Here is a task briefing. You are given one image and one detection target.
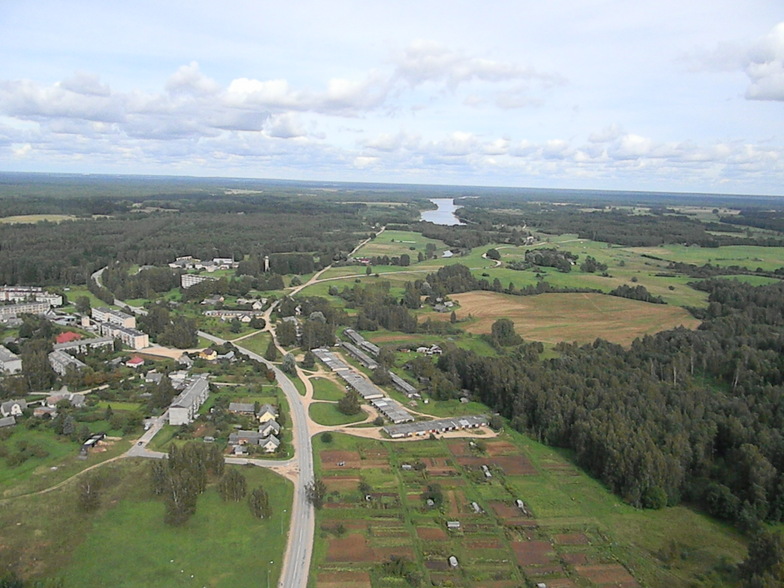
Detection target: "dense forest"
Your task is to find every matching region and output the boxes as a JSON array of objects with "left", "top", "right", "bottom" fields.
[{"left": 432, "top": 279, "right": 784, "bottom": 527}]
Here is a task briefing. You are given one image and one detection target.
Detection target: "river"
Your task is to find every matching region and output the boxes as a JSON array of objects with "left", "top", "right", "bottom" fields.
[{"left": 420, "top": 198, "right": 464, "bottom": 226}]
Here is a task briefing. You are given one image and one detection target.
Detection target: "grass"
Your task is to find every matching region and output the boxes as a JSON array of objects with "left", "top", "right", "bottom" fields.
[
  {"left": 57, "top": 461, "right": 292, "bottom": 588},
  {"left": 308, "top": 402, "right": 367, "bottom": 426},
  {"left": 0, "top": 426, "right": 130, "bottom": 497},
  {"left": 311, "top": 378, "right": 346, "bottom": 401},
  {"left": 0, "top": 214, "right": 78, "bottom": 224},
  {"left": 233, "top": 330, "right": 271, "bottom": 356}
]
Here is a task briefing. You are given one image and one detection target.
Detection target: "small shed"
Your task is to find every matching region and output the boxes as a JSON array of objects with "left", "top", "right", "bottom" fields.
[
  {"left": 448, "top": 555, "right": 459, "bottom": 568},
  {"left": 446, "top": 521, "right": 461, "bottom": 530}
]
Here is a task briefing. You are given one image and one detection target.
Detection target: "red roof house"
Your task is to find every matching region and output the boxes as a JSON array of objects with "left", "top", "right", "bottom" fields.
[
  {"left": 126, "top": 356, "right": 145, "bottom": 368},
  {"left": 55, "top": 331, "right": 83, "bottom": 344}
]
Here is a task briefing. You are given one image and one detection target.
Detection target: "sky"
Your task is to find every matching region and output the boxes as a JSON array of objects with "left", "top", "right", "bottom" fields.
[{"left": 0, "top": 1, "right": 782, "bottom": 195}]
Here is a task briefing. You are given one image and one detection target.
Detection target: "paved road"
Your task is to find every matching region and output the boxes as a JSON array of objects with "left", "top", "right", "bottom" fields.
[{"left": 199, "top": 330, "right": 314, "bottom": 588}]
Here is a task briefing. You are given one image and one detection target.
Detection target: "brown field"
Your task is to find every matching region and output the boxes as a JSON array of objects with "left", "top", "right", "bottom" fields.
[
  {"left": 554, "top": 533, "right": 590, "bottom": 545},
  {"left": 485, "top": 441, "right": 519, "bottom": 456},
  {"left": 448, "top": 442, "right": 471, "bottom": 456},
  {"left": 465, "top": 539, "right": 504, "bottom": 549},
  {"left": 576, "top": 564, "right": 639, "bottom": 586},
  {"left": 442, "top": 291, "right": 701, "bottom": 346},
  {"left": 511, "top": 540, "right": 556, "bottom": 566},
  {"left": 323, "top": 476, "right": 360, "bottom": 492},
  {"left": 563, "top": 552, "right": 589, "bottom": 565},
  {"left": 321, "top": 450, "right": 361, "bottom": 469},
  {"left": 326, "top": 535, "right": 373, "bottom": 562},
  {"left": 445, "top": 489, "right": 466, "bottom": 516},
  {"left": 417, "top": 527, "right": 448, "bottom": 541},
  {"left": 316, "top": 570, "right": 371, "bottom": 588},
  {"left": 489, "top": 455, "right": 537, "bottom": 475},
  {"left": 489, "top": 501, "right": 522, "bottom": 518}
]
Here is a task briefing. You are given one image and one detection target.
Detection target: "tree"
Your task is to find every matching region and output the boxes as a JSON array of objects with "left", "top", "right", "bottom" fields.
[
  {"left": 486, "top": 248, "right": 501, "bottom": 261},
  {"left": 75, "top": 295, "right": 92, "bottom": 315},
  {"left": 218, "top": 469, "right": 248, "bottom": 502},
  {"left": 301, "top": 350, "right": 316, "bottom": 369},
  {"left": 306, "top": 478, "right": 327, "bottom": 509},
  {"left": 321, "top": 432, "right": 333, "bottom": 443},
  {"left": 264, "top": 340, "right": 279, "bottom": 361},
  {"left": 490, "top": 318, "right": 522, "bottom": 347},
  {"left": 276, "top": 321, "right": 297, "bottom": 346},
  {"left": 337, "top": 390, "right": 362, "bottom": 415},
  {"left": 248, "top": 486, "right": 272, "bottom": 519},
  {"left": 281, "top": 353, "right": 297, "bottom": 374},
  {"left": 489, "top": 414, "right": 503, "bottom": 430},
  {"left": 76, "top": 473, "right": 101, "bottom": 513},
  {"left": 739, "top": 530, "right": 784, "bottom": 586}
]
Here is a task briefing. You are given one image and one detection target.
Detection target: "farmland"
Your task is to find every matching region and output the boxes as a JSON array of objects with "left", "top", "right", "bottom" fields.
[{"left": 308, "top": 432, "right": 744, "bottom": 587}]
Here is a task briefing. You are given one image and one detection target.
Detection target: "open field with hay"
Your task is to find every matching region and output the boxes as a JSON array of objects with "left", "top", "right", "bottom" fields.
[{"left": 440, "top": 291, "right": 701, "bottom": 346}]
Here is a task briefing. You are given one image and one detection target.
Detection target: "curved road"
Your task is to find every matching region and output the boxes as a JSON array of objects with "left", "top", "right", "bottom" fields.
[{"left": 199, "top": 330, "right": 314, "bottom": 588}]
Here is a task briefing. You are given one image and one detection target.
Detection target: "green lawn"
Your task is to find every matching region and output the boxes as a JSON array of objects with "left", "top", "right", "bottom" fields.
[
  {"left": 234, "top": 331, "right": 272, "bottom": 356},
  {"left": 311, "top": 378, "right": 346, "bottom": 401},
  {"left": 308, "top": 402, "right": 367, "bottom": 426},
  {"left": 57, "top": 461, "right": 292, "bottom": 588}
]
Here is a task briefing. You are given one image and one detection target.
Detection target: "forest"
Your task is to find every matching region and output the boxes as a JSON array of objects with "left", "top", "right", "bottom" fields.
[{"left": 432, "top": 279, "right": 784, "bottom": 529}]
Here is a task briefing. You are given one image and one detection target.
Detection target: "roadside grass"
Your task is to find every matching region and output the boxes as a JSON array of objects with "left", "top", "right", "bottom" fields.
[
  {"left": 309, "top": 402, "right": 367, "bottom": 426},
  {"left": 233, "top": 330, "right": 271, "bottom": 356},
  {"left": 311, "top": 378, "right": 346, "bottom": 401},
  {"left": 0, "top": 430, "right": 130, "bottom": 498},
  {"left": 354, "top": 229, "right": 448, "bottom": 259},
  {"left": 57, "top": 461, "right": 292, "bottom": 588}
]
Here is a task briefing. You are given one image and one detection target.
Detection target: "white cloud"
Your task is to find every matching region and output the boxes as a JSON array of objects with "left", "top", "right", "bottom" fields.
[
  {"left": 264, "top": 113, "right": 306, "bottom": 139},
  {"left": 745, "top": 22, "right": 784, "bottom": 100},
  {"left": 166, "top": 62, "right": 220, "bottom": 96}
]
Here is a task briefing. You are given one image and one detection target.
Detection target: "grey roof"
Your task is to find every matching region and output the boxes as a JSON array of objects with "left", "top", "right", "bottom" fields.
[
  {"left": 171, "top": 376, "right": 209, "bottom": 409},
  {"left": 383, "top": 415, "right": 489, "bottom": 438},
  {"left": 312, "top": 348, "right": 385, "bottom": 400},
  {"left": 229, "top": 402, "right": 255, "bottom": 413},
  {"left": 54, "top": 337, "right": 114, "bottom": 352},
  {"left": 0, "top": 416, "right": 16, "bottom": 428},
  {"left": 259, "top": 420, "right": 281, "bottom": 435},
  {"left": 389, "top": 372, "right": 418, "bottom": 396},
  {"left": 257, "top": 403, "right": 278, "bottom": 416},
  {"left": 370, "top": 397, "right": 413, "bottom": 424},
  {"left": 340, "top": 341, "right": 378, "bottom": 370},
  {"left": 1, "top": 399, "right": 27, "bottom": 415},
  {"left": 0, "top": 345, "right": 20, "bottom": 362}
]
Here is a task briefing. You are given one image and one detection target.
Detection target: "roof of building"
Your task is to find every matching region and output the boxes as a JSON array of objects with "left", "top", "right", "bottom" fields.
[
  {"left": 383, "top": 415, "right": 489, "bottom": 437},
  {"left": 127, "top": 356, "right": 145, "bottom": 366},
  {"left": 0, "top": 345, "right": 20, "bottom": 362},
  {"left": 0, "top": 416, "right": 16, "bottom": 428},
  {"left": 55, "top": 331, "right": 82, "bottom": 344},
  {"left": 257, "top": 403, "right": 278, "bottom": 416},
  {"left": 170, "top": 376, "right": 210, "bottom": 409},
  {"left": 228, "top": 402, "right": 255, "bottom": 413}
]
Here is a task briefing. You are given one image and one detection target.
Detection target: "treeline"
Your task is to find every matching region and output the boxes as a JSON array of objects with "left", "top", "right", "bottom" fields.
[
  {"left": 100, "top": 264, "right": 180, "bottom": 300},
  {"left": 608, "top": 284, "right": 665, "bottom": 304},
  {"left": 0, "top": 206, "right": 368, "bottom": 286},
  {"left": 433, "top": 279, "right": 784, "bottom": 527},
  {"left": 507, "top": 248, "right": 578, "bottom": 272}
]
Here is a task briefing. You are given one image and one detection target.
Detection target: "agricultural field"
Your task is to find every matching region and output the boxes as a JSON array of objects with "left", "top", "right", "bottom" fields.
[
  {"left": 431, "top": 291, "right": 701, "bottom": 347},
  {"left": 308, "top": 431, "right": 744, "bottom": 587},
  {"left": 0, "top": 214, "right": 78, "bottom": 224}
]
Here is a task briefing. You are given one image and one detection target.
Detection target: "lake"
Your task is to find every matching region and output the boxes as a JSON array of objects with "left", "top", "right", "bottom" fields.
[{"left": 420, "top": 198, "right": 464, "bottom": 226}]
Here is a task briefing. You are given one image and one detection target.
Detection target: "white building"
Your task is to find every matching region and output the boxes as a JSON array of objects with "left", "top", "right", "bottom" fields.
[
  {"left": 98, "top": 323, "right": 149, "bottom": 350},
  {"left": 0, "top": 301, "right": 51, "bottom": 319},
  {"left": 0, "top": 286, "right": 62, "bottom": 307},
  {"left": 169, "top": 376, "right": 210, "bottom": 426},
  {"left": 181, "top": 274, "right": 215, "bottom": 289},
  {"left": 0, "top": 345, "right": 22, "bottom": 374},
  {"left": 48, "top": 349, "right": 87, "bottom": 376},
  {"left": 92, "top": 307, "right": 136, "bottom": 329}
]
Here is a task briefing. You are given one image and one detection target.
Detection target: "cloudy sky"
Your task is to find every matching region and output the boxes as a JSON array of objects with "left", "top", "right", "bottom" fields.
[{"left": 0, "top": 1, "right": 782, "bottom": 195}]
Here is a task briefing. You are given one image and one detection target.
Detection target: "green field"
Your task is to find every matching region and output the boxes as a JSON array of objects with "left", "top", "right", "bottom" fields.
[
  {"left": 311, "top": 378, "right": 347, "bottom": 401},
  {"left": 631, "top": 243, "right": 784, "bottom": 271},
  {"left": 308, "top": 402, "right": 368, "bottom": 426}
]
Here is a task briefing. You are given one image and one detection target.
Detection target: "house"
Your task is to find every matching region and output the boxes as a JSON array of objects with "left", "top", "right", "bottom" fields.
[
  {"left": 199, "top": 349, "right": 218, "bottom": 362},
  {"left": 46, "top": 392, "right": 85, "bottom": 409},
  {"left": 145, "top": 371, "right": 163, "bottom": 385},
  {"left": 34, "top": 406, "right": 57, "bottom": 418},
  {"left": 256, "top": 404, "right": 278, "bottom": 423},
  {"left": 258, "top": 420, "right": 281, "bottom": 437},
  {"left": 0, "top": 416, "right": 16, "bottom": 428},
  {"left": 260, "top": 435, "right": 280, "bottom": 453},
  {"left": 168, "top": 376, "right": 210, "bottom": 426},
  {"left": 1, "top": 399, "right": 27, "bottom": 417},
  {"left": 0, "top": 345, "right": 22, "bottom": 374},
  {"left": 126, "top": 356, "right": 145, "bottom": 368},
  {"left": 177, "top": 353, "right": 194, "bottom": 368},
  {"left": 228, "top": 402, "right": 256, "bottom": 415},
  {"left": 55, "top": 331, "right": 82, "bottom": 345},
  {"left": 229, "top": 430, "right": 264, "bottom": 445}
]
